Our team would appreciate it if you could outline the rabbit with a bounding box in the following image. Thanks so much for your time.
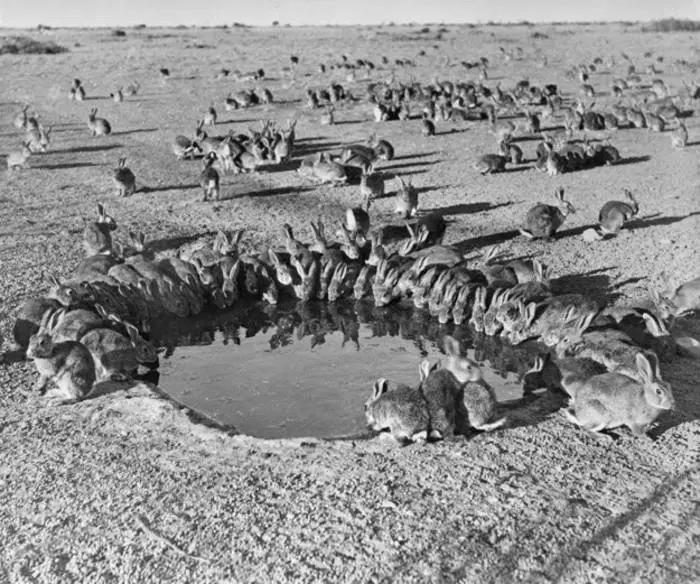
[320,105,335,125]
[45,273,84,307]
[312,155,347,185]
[442,336,506,431]
[26,313,96,402]
[203,103,217,126]
[394,176,418,218]
[670,121,688,149]
[452,283,478,325]
[520,187,575,240]
[364,378,430,444]
[26,125,51,152]
[561,352,674,436]
[82,203,117,257]
[418,360,463,439]
[70,78,86,101]
[597,308,677,363]
[211,260,242,309]
[113,157,136,197]
[651,275,700,321]
[110,88,123,103]
[507,295,601,345]
[522,353,607,395]
[199,152,220,201]
[290,256,319,302]
[172,135,201,160]
[498,137,523,165]
[598,189,639,235]
[6,141,31,170]
[644,112,665,132]
[125,232,190,317]
[543,142,566,176]
[13,105,29,130]
[88,108,112,136]
[421,118,435,136]
[344,199,372,242]
[473,154,507,175]
[11,297,62,351]
[469,286,489,332]
[43,306,104,343]
[482,288,510,336]
[80,321,158,381]
[367,134,395,160]
[360,167,384,201]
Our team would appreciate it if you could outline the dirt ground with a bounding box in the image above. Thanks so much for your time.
[0,22,699,583]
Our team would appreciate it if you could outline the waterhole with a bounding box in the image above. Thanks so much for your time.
[152,300,543,439]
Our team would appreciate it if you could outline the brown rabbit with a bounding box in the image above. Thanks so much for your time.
[26,312,96,402]
[562,353,674,436]
[364,378,430,444]
[442,336,506,431]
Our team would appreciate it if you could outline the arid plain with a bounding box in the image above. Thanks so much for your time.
[0,22,699,583]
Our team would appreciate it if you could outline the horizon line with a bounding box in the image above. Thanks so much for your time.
[1,17,696,30]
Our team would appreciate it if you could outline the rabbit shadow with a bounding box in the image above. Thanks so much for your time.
[551,267,617,302]
[627,211,700,230]
[51,144,123,154]
[453,229,521,254]
[612,155,651,167]
[644,353,700,436]
[501,165,532,173]
[0,349,27,365]
[393,151,440,161]
[34,162,102,170]
[148,231,216,253]
[496,391,569,430]
[294,140,343,157]
[379,160,439,171]
[141,183,200,194]
[112,127,158,136]
[226,185,316,199]
[256,160,301,173]
[432,201,512,216]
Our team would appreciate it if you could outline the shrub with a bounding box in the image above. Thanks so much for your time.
[112,29,126,37]
[531,31,549,39]
[0,36,69,55]
[642,19,700,32]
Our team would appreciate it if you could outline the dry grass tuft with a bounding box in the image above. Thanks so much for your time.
[0,35,69,55]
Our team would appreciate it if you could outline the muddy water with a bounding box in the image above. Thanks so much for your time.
[153,300,543,439]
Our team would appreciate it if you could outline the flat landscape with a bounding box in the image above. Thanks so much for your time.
[0,22,699,583]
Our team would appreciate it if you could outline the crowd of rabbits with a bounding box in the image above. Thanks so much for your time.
[5,44,700,445]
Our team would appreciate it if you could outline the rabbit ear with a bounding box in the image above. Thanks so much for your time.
[443,335,460,357]
[528,356,544,374]
[418,359,437,382]
[642,311,669,336]
[372,378,389,400]
[524,302,537,325]
[46,272,61,287]
[533,259,544,281]
[635,353,655,384]
[577,311,596,334]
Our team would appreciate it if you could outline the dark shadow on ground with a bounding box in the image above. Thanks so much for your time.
[432,201,513,215]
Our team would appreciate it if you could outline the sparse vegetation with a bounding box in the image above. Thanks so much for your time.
[0,36,68,55]
[642,19,700,32]
[531,31,549,39]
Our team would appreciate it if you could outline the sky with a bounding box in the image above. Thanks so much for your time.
[1,0,698,28]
